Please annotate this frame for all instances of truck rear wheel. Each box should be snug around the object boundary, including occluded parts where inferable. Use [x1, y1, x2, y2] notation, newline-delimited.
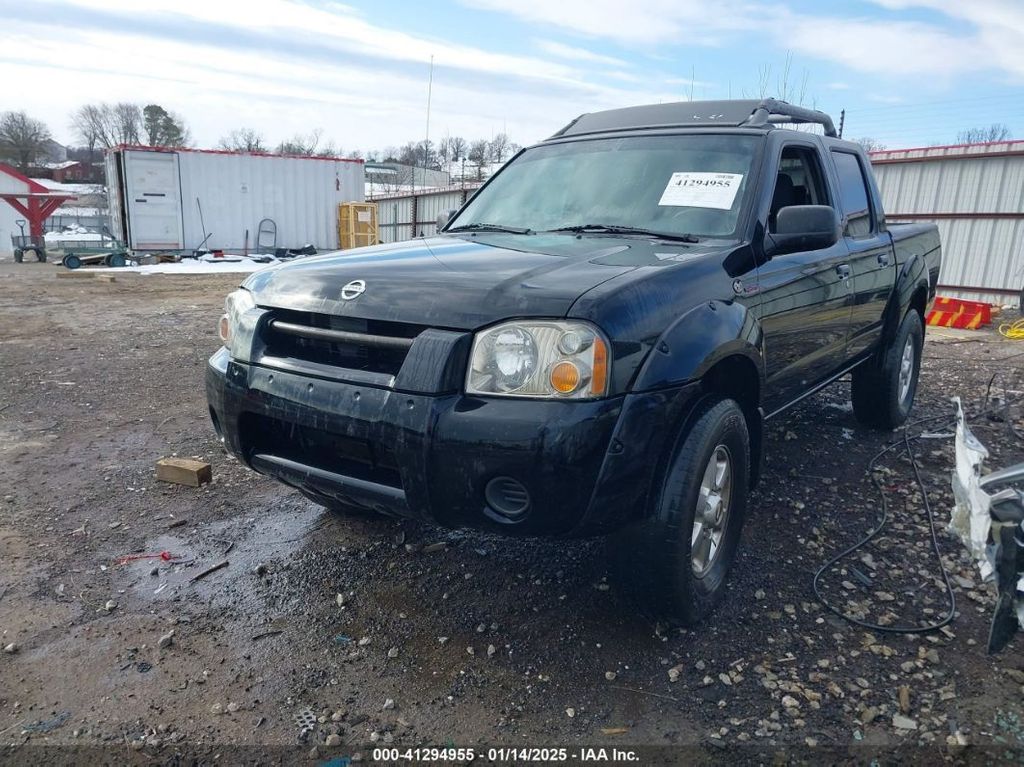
[616, 396, 749, 626]
[851, 310, 923, 430]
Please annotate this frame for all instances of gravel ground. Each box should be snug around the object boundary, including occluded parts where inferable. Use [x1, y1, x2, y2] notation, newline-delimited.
[2, 260, 1024, 764]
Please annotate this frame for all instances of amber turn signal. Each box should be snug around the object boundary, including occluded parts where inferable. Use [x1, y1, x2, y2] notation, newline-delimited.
[549, 361, 582, 393]
[590, 338, 608, 396]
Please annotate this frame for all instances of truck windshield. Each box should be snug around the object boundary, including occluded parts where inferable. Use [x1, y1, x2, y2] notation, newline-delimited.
[450, 134, 759, 239]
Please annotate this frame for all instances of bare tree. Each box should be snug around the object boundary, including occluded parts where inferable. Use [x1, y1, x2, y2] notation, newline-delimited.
[0, 111, 53, 171]
[467, 139, 489, 180]
[72, 104, 103, 163]
[449, 136, 468, 161]
[111, 102, 142, 145]
[853, 137, 887, 152]
[487, 133, 512, 163]
[276, 129, 328, 156]
[71, 102, 143, 148]
[956, 124, 1011, 144]
[218, 128, 267, 153]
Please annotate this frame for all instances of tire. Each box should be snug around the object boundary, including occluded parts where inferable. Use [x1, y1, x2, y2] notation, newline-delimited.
[13, 249, 23, 263]
[109, 253, 126, 268]
[63, 254, 81, 270]
[615, 396, 750, 626]
[37, 251, 46, 263]
[851, 310, 923, 430]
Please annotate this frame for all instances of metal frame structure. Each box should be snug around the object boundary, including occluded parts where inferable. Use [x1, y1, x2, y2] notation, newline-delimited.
[552, 98, 837, 139]
[0, 163, 76, 238]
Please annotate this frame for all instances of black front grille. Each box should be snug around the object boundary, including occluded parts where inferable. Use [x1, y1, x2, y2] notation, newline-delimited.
[261, 309, 423, 377]
[240, 412, 402, 489]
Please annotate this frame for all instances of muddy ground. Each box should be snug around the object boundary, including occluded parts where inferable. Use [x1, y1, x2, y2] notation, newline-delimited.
[2, 260, 1024, 764]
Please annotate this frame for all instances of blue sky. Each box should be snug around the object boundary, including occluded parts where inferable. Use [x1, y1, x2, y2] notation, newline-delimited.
[3, 0, 1023, 153]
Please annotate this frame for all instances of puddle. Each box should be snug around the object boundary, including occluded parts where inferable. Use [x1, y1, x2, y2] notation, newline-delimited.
[122, 500, 329, 606]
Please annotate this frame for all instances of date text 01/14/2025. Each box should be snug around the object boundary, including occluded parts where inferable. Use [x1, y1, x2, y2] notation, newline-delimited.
[371, 747, 640, 761]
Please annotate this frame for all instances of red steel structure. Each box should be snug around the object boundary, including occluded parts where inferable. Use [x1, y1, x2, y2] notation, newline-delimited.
[0, 163, 76, 237]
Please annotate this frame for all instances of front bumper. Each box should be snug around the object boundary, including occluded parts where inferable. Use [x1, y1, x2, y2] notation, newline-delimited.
[207, 348, 699, 536]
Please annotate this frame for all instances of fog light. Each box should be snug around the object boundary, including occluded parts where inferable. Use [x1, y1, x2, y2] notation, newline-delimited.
[485, 476, 531, 520]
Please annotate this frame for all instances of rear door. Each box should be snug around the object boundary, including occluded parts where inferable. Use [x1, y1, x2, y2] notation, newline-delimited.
[123, 151, 184, 250]
[754, 140, 855, 414]
[830, 149, 893, 360]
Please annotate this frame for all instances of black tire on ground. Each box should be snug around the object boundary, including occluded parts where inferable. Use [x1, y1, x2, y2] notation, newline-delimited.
[615, 396, 750, 626]
[851, 310, 924, 430]
[63, 254, 81, 270]
[109, 253, 126, 268]
[13, 249, 23, 263]
[37, 250, 46, 262]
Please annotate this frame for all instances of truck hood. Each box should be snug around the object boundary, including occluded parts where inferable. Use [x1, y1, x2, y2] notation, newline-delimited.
[243, 234, 644, 329]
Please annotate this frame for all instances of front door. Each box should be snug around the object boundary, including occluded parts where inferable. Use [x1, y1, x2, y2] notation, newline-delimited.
[754, 142, 854, 415]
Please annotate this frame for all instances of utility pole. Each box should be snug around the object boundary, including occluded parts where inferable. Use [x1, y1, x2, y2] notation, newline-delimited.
[422, 55, 434, 190]
[838, 109, 845, 139]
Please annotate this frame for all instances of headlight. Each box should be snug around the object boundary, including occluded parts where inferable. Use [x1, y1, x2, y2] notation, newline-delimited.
[218, 288, 256, 348]
[467, 320, 610, 399]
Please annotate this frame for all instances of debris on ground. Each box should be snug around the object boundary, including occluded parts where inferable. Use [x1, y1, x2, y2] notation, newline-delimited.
[156, 457, 212, 487]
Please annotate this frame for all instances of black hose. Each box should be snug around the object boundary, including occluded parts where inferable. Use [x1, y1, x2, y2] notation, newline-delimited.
[812, 389, 1024, 635]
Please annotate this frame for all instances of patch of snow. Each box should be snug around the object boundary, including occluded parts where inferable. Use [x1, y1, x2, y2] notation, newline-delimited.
[123, 258, 276, 275]
[45, 229, 106, 243]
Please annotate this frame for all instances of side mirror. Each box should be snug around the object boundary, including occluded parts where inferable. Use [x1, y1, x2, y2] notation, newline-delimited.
[766, 205, 840, 256]
[436, 209, 458, 231]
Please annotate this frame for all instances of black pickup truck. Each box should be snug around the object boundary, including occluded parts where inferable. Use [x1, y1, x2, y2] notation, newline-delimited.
[207, 99, 941, 625]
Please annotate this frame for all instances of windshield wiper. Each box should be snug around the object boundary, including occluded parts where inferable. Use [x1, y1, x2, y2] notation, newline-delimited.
[447, 222, 533, 234]
[548, 224, 699, 243]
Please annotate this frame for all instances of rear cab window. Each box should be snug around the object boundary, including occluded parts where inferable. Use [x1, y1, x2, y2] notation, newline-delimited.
[831, 150, 874, 237]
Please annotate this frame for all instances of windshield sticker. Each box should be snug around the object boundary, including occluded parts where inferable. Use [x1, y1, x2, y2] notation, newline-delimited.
[658, 172, 743, 209]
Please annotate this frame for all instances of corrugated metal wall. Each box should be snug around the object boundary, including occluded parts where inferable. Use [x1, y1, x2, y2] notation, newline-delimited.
[108, 148, 365, 252]
[177, 151, 364, 251]
[370, 185, 482, 243]
[871, 141, 1024, 303]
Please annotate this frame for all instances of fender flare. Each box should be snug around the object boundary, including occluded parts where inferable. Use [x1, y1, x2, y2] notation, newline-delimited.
[632, 299, 764, 392]
[880, 251, 929, 347]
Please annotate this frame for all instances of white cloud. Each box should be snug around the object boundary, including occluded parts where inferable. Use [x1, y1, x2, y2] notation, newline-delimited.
[867, 0, 1024, 79]
[2, 1, 695, 150]
[534, 40, 629, 68]
[463, 0, 1024, 83]
[778, 12, 985, 78]
[464, 0, 759, 45]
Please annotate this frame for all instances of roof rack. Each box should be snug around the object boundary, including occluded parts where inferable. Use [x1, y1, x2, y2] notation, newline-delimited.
[743, 98, 837, 137]
[550, 98, 837, 139]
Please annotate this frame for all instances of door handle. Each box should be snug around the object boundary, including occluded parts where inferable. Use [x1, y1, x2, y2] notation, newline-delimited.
[877, 252, 891, 267]
[836, 264, 851, 280]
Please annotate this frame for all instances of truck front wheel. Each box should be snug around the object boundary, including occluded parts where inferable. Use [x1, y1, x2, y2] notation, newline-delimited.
[616, 396, 749, 626]
[851, 310, 923, 430]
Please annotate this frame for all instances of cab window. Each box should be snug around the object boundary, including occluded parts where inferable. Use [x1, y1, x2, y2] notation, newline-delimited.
[831, 150, 873, 237]
[769, 146, 829, 233]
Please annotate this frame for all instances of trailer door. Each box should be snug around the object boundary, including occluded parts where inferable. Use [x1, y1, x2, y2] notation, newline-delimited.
[123, 151, 183, 250]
